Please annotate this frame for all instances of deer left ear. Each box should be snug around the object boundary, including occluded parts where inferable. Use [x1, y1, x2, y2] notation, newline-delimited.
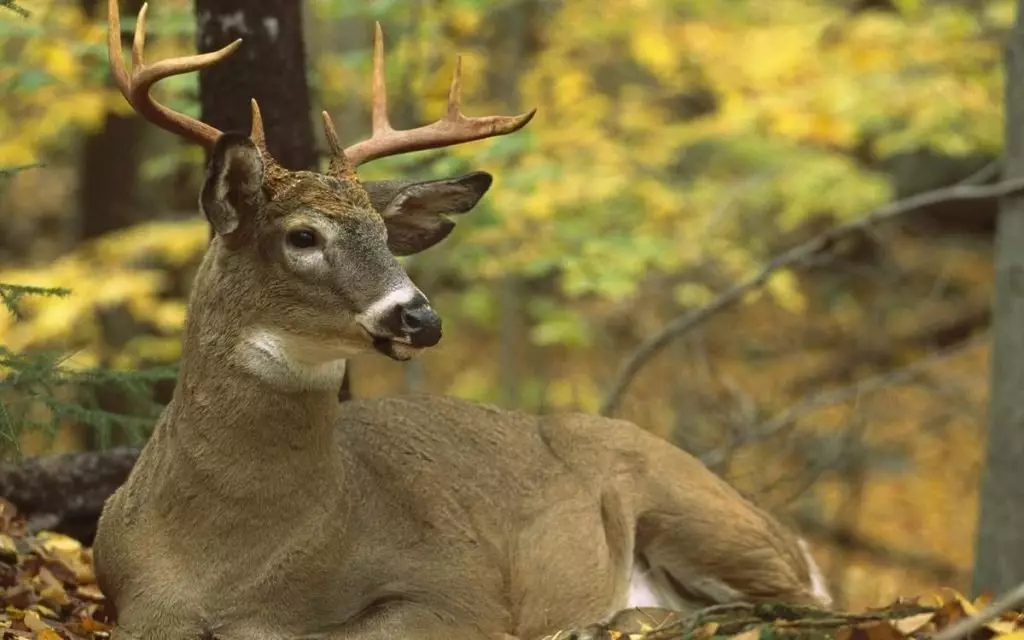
[375, 171, 493, 256]
[199, 133, 266, 237]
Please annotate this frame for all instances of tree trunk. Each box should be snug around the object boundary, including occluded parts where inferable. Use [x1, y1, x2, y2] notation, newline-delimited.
[195, 0, 351, 400]
[195, 0, 316, 170]
[971, 0, 1024, 595]
[76, 0, 146, 240]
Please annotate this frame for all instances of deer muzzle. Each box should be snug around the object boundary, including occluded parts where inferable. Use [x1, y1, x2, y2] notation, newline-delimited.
[356, 286, 443, 360]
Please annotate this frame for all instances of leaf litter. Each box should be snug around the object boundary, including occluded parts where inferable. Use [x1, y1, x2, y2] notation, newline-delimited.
[0, 499, 113, 639]
[0, 496, 1018, 640]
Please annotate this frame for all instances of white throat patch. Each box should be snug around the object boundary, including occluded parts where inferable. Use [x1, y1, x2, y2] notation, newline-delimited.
[235, 328, 351, 392]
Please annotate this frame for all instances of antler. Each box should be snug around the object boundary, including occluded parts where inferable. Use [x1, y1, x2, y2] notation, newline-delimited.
[108, 0, 289, 185]
[107, 0, 242, 148]
[322, 23, 537, 174]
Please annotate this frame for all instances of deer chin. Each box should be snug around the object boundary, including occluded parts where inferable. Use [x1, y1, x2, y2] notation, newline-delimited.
[371, 336, 426, 362]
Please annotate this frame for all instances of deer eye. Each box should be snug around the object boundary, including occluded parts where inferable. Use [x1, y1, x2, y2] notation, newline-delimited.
[286, 228, 319, 249]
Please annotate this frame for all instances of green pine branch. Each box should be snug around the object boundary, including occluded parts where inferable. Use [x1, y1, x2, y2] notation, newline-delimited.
[0, 283, 177, 459]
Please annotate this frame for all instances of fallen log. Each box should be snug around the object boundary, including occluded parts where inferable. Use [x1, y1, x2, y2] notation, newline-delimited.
[0, 448, 139, 545]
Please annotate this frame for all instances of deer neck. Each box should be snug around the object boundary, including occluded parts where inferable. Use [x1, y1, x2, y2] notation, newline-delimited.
[157, 253, 346, 489]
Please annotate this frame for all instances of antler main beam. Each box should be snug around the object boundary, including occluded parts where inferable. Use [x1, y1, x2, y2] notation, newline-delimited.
[323, 23, 537, 170]
[107, 0, 240, 148]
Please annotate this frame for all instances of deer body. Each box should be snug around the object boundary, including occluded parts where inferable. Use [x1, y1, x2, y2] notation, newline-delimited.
[97, 315, 823, 640]
[95, 3, 830, 638]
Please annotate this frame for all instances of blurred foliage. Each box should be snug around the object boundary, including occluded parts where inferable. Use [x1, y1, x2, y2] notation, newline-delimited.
[308, 0, 1010, 344]
[0, 167, 176, 459]
[1, 0, 1010, 353]
[0, 0, 195, 167]
[0, 0, 1010, 611]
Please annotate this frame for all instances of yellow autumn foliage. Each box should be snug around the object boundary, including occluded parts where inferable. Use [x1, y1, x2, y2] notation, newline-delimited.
[0, 0, 1013, 612]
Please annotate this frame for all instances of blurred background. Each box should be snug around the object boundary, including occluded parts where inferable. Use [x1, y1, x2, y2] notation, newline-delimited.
[0, 0, 1013, 613]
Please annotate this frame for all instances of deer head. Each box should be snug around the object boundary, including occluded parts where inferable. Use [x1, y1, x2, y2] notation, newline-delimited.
[107, 0, 534, 381]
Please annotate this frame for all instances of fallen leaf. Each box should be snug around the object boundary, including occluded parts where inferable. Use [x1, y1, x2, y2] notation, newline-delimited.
[731, 627, 763, 640]
[34, 532, 82, 555]
[693, 621, 719, 639]
[79, 616, 112, 632]
[892, 612, 936, 635]
[22, 610, 49, 633]
[986, 619, 1018, 635]
[953, 591, 980, 616]
[74, 584, 105, 601]
[27, 604, 57, 619]
[974, 592, 995, 609]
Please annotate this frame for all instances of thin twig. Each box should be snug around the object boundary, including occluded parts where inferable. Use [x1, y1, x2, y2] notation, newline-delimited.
[931, 581, 1024, 640]
[699, 333, 988, 469]
[599, 176, 1024, 417]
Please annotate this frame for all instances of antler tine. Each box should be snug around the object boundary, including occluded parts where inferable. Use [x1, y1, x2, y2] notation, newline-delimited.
[321, 111, 359, 180]
[370, 22, 393, 136]
[337, 22, 537, 169]
[107, 0, 241, 148]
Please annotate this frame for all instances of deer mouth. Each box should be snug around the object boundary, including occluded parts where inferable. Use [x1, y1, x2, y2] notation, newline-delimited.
[371, 335, 425, 361]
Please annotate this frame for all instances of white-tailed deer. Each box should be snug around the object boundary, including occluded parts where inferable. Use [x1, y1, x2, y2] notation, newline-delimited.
[94, 2, 832, 639]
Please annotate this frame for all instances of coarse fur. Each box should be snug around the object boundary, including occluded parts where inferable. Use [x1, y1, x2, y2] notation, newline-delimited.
[94, 136, 831, 640]
[95, 7, 831, 640]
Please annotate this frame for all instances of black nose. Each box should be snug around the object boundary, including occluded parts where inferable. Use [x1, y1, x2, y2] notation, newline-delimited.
[397, 300, 442, 347]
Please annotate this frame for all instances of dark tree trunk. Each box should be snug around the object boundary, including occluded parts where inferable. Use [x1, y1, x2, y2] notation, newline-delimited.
[971, 0, 1024, 596]
[76, 117, 145, 238]
[76, 0, 146, 241]
[195, 0, 352, 401]
[195, 0, 316, 171]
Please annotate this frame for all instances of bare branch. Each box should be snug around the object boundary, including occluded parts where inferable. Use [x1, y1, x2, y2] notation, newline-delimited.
[599, 177, 1024, 417]
[699, 333, 988, 469]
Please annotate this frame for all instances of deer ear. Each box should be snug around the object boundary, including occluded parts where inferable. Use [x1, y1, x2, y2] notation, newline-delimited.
[199, 133, 265, 236]
[375, 171, 493, 256]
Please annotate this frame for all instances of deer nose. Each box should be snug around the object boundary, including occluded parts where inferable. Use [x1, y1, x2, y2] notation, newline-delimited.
[379, 296, 442, 347]
[399, 302, 442, 347]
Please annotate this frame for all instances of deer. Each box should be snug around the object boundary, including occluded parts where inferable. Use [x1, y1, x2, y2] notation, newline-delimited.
[93, 2, 832, 639]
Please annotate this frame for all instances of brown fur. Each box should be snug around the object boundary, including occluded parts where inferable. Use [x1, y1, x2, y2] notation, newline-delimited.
[97, 8, 829, 637]
[94, 137, 830, 640]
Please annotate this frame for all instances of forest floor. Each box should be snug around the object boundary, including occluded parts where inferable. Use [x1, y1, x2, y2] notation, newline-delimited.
[0, 497, 1016, 640]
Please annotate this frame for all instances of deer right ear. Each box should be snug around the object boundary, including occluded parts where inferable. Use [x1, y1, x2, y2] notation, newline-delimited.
[199, 133, 265, 236]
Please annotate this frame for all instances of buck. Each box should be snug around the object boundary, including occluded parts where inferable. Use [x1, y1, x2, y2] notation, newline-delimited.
[94, 2, 832, 639]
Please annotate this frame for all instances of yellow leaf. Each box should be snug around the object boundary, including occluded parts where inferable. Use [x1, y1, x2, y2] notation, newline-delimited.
[732, 628, 763, 640]
[35, 530, 82, 554]
[986, 620, 1019, 635]
[892, 613, 935, 635]
[22, 610, 49, 633]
